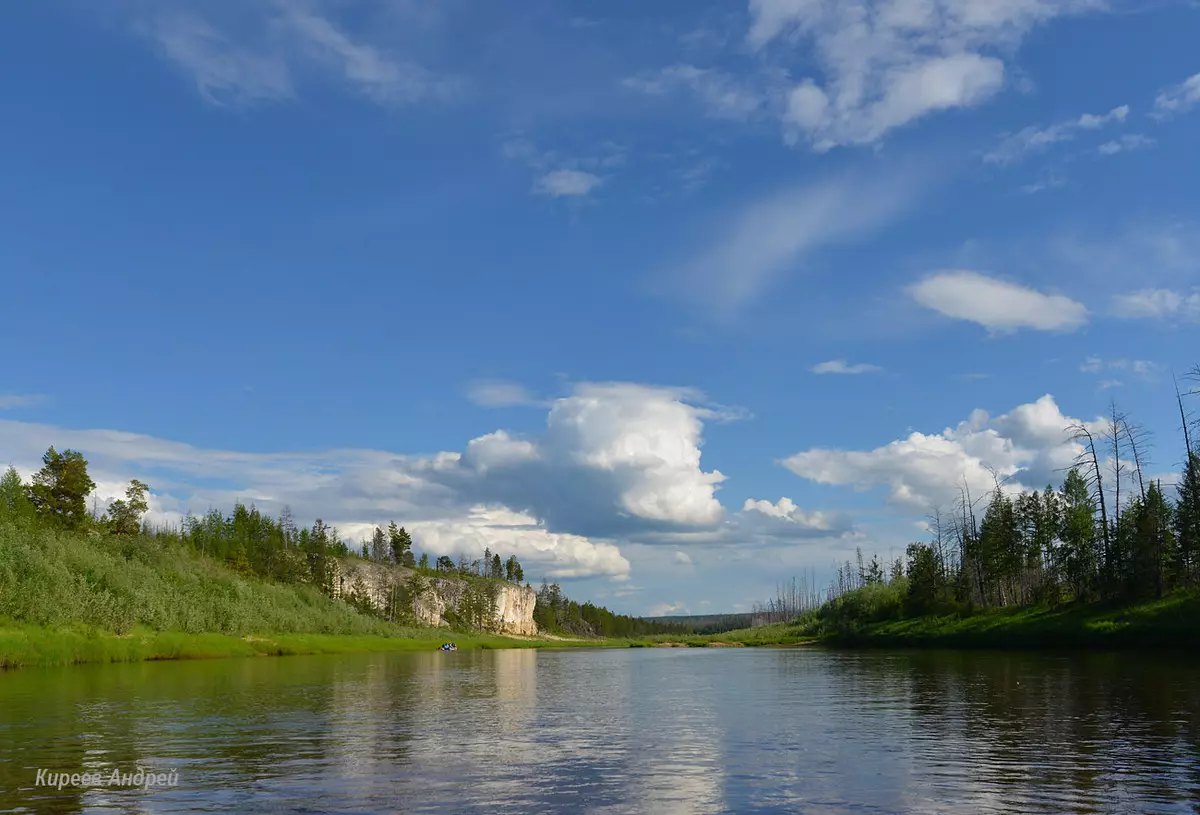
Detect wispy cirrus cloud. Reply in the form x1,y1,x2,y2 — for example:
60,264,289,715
0,394,46,410
464,380,544,408
811,360,882,375
984,104,1129,165
1111,288,1200,322
136,3,457,108
622,64,764,121
660,165,925,315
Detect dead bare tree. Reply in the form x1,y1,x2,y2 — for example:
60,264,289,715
1107,401,1126,545
1123,416,1151,504
1069,421,1111,580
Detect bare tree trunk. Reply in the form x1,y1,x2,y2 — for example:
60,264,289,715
1071,422,1110,591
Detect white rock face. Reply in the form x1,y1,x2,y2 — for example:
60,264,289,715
331,559,538,636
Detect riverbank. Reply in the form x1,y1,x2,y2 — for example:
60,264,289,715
821,589,1200,650
637,589,1200,652
0,624,617,669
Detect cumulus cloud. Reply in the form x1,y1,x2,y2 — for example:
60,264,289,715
622,64,763,120
984,104,1129,165
747,0,1100,149
1153,71,1200,119
139,5,456,107
782,394,1086,511
665,168,922,312
811,360,882,375
1111,288,1200,322
533,169,603,197
909,270,1088,333
409,507,630,579
1,383,830,581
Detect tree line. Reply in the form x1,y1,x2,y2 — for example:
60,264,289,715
769,376,1200,628
532,581,685,637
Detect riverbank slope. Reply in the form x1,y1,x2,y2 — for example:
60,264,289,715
637,589,1200,651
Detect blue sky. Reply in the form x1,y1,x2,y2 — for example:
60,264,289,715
1,0,1198,615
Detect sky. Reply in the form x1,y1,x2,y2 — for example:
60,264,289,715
1,0,1199,617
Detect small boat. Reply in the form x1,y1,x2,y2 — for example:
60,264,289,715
440,643,457,651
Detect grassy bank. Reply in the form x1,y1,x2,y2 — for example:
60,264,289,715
0,520,617,669
0,624,581,670
635,589,1200,652
819,589,1200,650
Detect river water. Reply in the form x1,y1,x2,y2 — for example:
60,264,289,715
1,647,1198,813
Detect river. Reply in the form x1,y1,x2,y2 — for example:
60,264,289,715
1,647,1198,813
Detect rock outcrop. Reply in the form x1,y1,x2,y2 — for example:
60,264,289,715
330,559,538,636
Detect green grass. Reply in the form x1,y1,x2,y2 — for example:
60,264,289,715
0,623,598,669
0,519,633,669
821,589,1200,650
0,520,403,636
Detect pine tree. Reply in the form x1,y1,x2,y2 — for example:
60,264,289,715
371,526,387,562
27,447,96,528
106,480,150,536
388,522,414,566
0,466,34,522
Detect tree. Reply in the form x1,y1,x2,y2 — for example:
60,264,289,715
388,522,415,567
491,553,503,580
0,466,34,522
418,552,430,571
504,555,522,582
371,526,387,562
27,447,96,528
106,479,150,536
1060,468,1097,601
436,555,455,573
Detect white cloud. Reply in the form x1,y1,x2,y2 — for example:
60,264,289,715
647,601,689,616
465,380,543,408
139,5,454,108
1153,71,1200,118
811,359,882,375
673,550,694,566
665,169,921,312
747,0,1100,149
1096,133,1156,156
409,507,630,580
984,105,1129,165
533,169,603,197
738,497,855,539
622,64,763,120
1111,288,1200,322
783,394,1086,511
1081,357,1158,379
0,394,46,410
909,270,1089,333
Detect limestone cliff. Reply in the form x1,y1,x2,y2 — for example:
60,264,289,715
330,559,538,636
